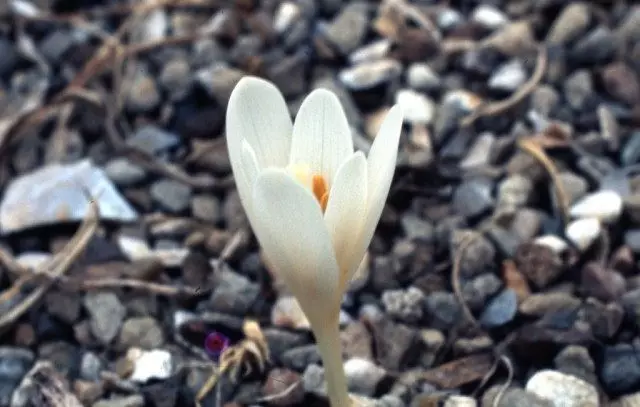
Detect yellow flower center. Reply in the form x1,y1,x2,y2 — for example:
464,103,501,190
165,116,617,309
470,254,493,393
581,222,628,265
287,163,329,212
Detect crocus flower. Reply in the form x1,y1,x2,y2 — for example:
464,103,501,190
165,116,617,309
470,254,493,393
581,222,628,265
226,76,402,407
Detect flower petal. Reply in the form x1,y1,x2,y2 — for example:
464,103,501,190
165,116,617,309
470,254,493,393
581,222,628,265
252,169,341,325
229,140,260,227
289,89,353,185
226,76,293,169
323,151,368,291
350,105,403,273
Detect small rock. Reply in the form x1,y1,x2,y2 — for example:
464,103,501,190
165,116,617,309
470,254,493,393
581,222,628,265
440,396,475,407
453,179,494,218
303,364,327,397
621,288,640,329
569,190,623,223
126,125,180,156
615,6,640,43
349,39,392,65
556,172,589,206
531,85,560,117
191,195,221,223
382,287,426,323
525,370,598,407
209,268,260,315
368,317,419,371
84,292,126,345
159,58,191,99
554,345,597,387
128,348,172,383
624,229,640,253
339,59,403,90
126,71,161,113
104,158,147,186
546,2,591,45
601,344,640,395
480,289,518,328
196,64,244,106
273,2,300,34
80,352,103,381
571,26,617,65
460,133,495,170
281,345,321,371
150,179,192,213
483,386,553,407
463,273,503,311
621,132,640,167
520,292,581,317
266,51,307,97
93,395,145,407
394,89,435,125
406,63,440,91
601,62,640,106
484,20,536,56
451,230,496,278
580,262,626,302
514,243,563,289
497,174,534,208
565,218,601,251
341,322,374,360
426,292,461,330
564,70,594,111
0,160,138,234
534,235,569,254
488,60,527,92
0,347,34,406
471,5,508,29
118,317,164,350
324,2,368,54
344,358,387,397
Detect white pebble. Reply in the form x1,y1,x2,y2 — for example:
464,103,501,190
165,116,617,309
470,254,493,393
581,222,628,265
437,8,463,30
471,5,508,29
570,190,623,223
344,358,387,397
444,396,477,407
534,235,569,254
129,349,173,383
488,60,527,92
349,39,392,65
526,370,599,407
565,218,601,251
339,59,402,90
274,2,300,33
407,63,440,90
395,89,435,125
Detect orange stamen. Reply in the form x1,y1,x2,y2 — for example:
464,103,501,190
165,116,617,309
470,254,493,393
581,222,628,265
312,175,329,212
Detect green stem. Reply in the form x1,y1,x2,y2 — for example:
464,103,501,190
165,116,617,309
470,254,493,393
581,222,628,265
313,320,351,407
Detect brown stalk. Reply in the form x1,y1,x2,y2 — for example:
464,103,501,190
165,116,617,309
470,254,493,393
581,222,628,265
461,45,548,127
0,196,99,334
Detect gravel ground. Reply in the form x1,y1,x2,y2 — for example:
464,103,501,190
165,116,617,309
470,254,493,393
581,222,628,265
0,0,640,406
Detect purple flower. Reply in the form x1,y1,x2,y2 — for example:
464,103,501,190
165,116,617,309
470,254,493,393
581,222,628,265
204,332,230,360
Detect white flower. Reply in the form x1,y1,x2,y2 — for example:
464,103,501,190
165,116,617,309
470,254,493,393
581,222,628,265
226,76,403,325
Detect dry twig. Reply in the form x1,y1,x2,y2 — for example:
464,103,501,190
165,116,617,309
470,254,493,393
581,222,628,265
517,137,570,226
0,195,99,334
461,45,548,127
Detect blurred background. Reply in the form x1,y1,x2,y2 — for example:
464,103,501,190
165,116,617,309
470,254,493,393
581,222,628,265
0,0,639,406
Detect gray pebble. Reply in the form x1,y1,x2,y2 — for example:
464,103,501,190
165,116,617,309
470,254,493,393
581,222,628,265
382,287,426,323
480,289,518,328
150,179,192,213
84,292,126,345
